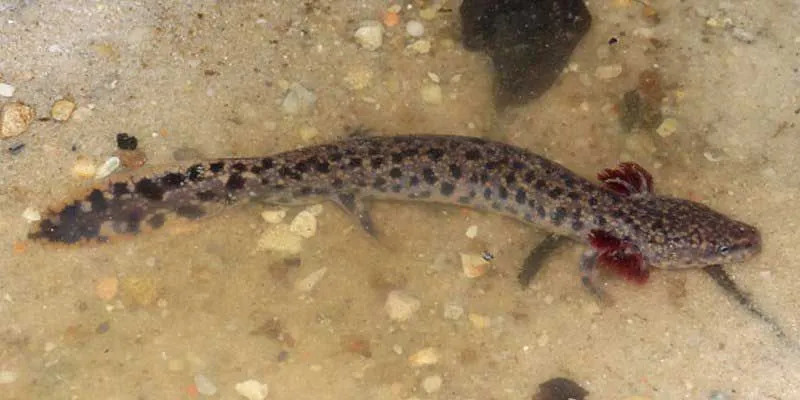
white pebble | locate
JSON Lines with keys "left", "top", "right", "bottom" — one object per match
{"left": 420, "top": 84, "right": 442, "bottom": 105}
{"left": 258, "top": 224, "right": 304, "bottom": 254}
{"left": 261, "top": 208, "right": 287, "bottom": 224}
{"left": 290, "top": 210, "right": 317, "bottom": 238}
{"left": 21, "top": 207, "right": 41, "bottom": 222}
{"left": 354, "top": 20, "right": 384, "bottom": 51}
{"left": 422, "top": 375, "right": 443, "bottom": 393}
{"left": 385, "top": 290, "right": 421, "bottom": 321}
{"left": 460, "top": 253, "right": 489, "bottom": 278}
{"left": 281, "top": 83, "right": 316, "bottom": 115}
{"left": 408, "top": 347, "right": 439, "bottom": 367}
{"left": 406, "top": 20, "right": 425, "bottom": 37}
{"left": 294, "top": 267, "right": 327, "bottom": 292}
{"left": 0, "top": 83, "right": 15, "bottom": 97}
{"left": 44, "top": 342, "right": 57, "bottom": 352}
{"left": 465, "top": 225, "right": 478, "bottom": 239}
{"left": 0, "top": 370, "right": 18, "bottom": 384}
{"left": 732, "top": 27, "right": 755, "bottom": 43}
{"left": 656, "top": 118, "right": 678, "bottom": 138}
{"left": 194, "top": 374, "right": 218, "bottom": 396}
{"left": 443, "top": 303, "right": 464, "bottom": 320}
{"left": 234, "top": 379, "right": 269, "bottom": 400}
{"left": 94, "top": 156, "right": 120, "bottom": 179}
{"left": 594, "top": 64, "right": 623, "bottom": 80}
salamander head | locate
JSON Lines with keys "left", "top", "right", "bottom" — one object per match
{"left": 632, "top": 197, "right": 761, "bottom": 269}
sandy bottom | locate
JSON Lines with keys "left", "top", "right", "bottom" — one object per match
{"left": 1, "top": 1, "right": 798, "bottom": 399}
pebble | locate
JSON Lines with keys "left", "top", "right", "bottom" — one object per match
{"left": 732, "top": 27, "right": 755, "bottom": 43}
{"left": 406, "top": 20, "right": 425, "bottom": 37}
{"left": 344, "top": 67, "right": 373, "bottom": 90}
{"left": 235, "top": 379, "right": 269, "bottom": 400}
{"left": 460, "top": 253, "right": 489, "bottom": 278}
{"left": 258, "top": 224, "right": 304, "bottom": 254}
{"left": 594, "top": 64, "right": 623, "bottom": 80}
{"left": 385, "top": 290, "right": 421, "bottom": 321}
{"left": 468, "top": 313, "right": 491, "bottom": 329}
{"left": 261, "top": 208, "right": 287, "bottom": 224}
{"left": 443, "top": 303, "right": 464, "bottom": 320}
{"left": 44, "top": 342, "right": 57, "bottom": 352}
{"left": 21, "top": 207, "right": 41, "bottom": 222}
{"left": 0, "top": 101, "right": 35, "bottom": 138}
{"left": 708, "top": 391, "right": 729, "bottom": 400}
{"left": 407, "top": 39, "right": 431, "bottom": 54}
{"left": 408, "top": 347, "right": 439, "bottom": 367}
{"left": 419, "top": 7, "right": 438, "bottom": 20}
{"left": 51, "top": 99, "right": 76, "bottom": 121}
{"left": 94, "top": 156, "right": 120, "bottom": 179}
{"left": 72, "top": 156, "right": 97, "bottom": 179}
{"left": 465, "top": 225, "right": 478, "bottom": 239}
{"left": 194, "top": 374, "right": 218, "bottom": 396}
{"left": 0, "top": 83, "right": 15, "bottom": 97}
{"left": 117, "top": 149, "right": 147, "bottom": 169}
{"left": 420, "top": 84, "right": 443, "bottom": 105}
{"left": 354, "top": 20, "right": 384, "bottom": 51}
{"left": 294, "top": 267, "right": 327, "bottom": 292}
{"left": 281, "top": 83, "right": 316, "bottom": 115}
{"left": 0, "top": 370, "right": 18, "bottom": 384}
{"left": 289, "top": 210, "right": 318, "bottom": 238}
{"left": 656, "top": 118, "right": 678, "bottom": 138}
{"left": 95, "top": 277, "right": 119, "bottom": 300}
{"left": 421, "top": 375, "right": 443, "bottom": 393}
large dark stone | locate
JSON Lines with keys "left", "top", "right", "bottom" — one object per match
{"left": 460, "top": 0, "right": 592, "bottom": 108}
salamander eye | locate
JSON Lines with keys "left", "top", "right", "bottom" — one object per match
{"left": 717, "top": 245, "right": 731, "bottom": 255}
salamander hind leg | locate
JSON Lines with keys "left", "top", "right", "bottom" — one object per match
{"left": 331, "top": 192, "right": 379, "bottom": 238}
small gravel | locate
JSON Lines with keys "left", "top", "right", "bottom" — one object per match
{"left": 235, "top": 379, "right": 269, "bottom": 400}
{"left": 194, "top": 374, "right": 218, "bottom": 396}
{"left": 0, "top": 101, "right": 34, "bottom": 138}
{"left": 385, "top": 290, "right": 421, "bottom": 321}
{"left": 354, "top": 20, "right": 384, "bottom": 50}
{"left": 406, "top": 20, "right": 424, "bottom": 37}
{"left": 0, "top": 83, "right": 16, "bottom": 97}
{"left": 51, "top": 99, "right": 76, "bottom": 121}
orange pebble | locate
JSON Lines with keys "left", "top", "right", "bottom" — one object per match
{"left": 12, "top": 240, "right": 27, "bottom": 255}
{"left": 383, "top": 11, "right": 400, "bottom": 27}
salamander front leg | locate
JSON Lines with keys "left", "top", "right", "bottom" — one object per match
{"left": 579, "top": 249, "right": 605, "bottom": 299}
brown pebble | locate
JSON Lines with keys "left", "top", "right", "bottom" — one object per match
{"left": 116, "top": 149, "right": 148, "bottom": 169}
{"left": 0, "top": 102, "right": 35, "bottom": 138}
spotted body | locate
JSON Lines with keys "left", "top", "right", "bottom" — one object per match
{"left": 30, "top": 135, "right": 761, "bottom": 284}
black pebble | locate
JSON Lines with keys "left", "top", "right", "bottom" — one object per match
{"left": 460, "top": 0, "right": 592, "bottom": 108}
{"left": 116, "top": 133, "right": 138, "bottom": 150}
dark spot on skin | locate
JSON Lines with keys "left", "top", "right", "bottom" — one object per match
{"left": 440, "top": 182, "right": 455, "bottom": 196}
{"left": 187, "top": 164, "right": 204, "bottom": 181}
{"left": 332, "top": 178, "right": 344, "bottom": 188}
{"left": 572, "top": 209, "right": 583, "bottom": 231}
{"left": 402, "top": 148, "right": 418, "bottom": 158}
{"left": 160, "top": 172, "right": 185, "bottom": 188}
{"left": 176, "top": 204, "right": 206, "bottom": 219}
{"left": 261, "top": 158, "right": 274, "bottom": 170}
{"left": 329, "top": 152, "right": 343, "bottom": 162}
{"left": 348, "top": 158, "right": 362, "bottom": 168}
{"left": 111, "top": 182, "right": 130, "bottom": 197}
{"left": 225, "top": 173, "right": 246, "bottom": 190}
{"left": 537, "top": 205, "right": 546, "bottom": 218}
{"left": 316, "top": 160, "right": 330, "bottom": 173}
{"left": 449, "top": 164, "right": 462, "bottom": 179}
{"left": 483, "top": 187, "right": 492, "bottom": 200}
{"left": 505, "top": 172, "right": 516, "bottom": 185}
{"left": 209, "top": 162, "right": 225, "bottom": 173}
{"left": 511, "top": 160, "right": 526, "bottom": 170}
{"left": 588, "top": 196, "right": 598, "bottom": 207}
{"left": 391, "top": 152, "right": 404, "bottom": 163}
{"left": 480, "top": 172, "right": 490, "bottom": 184}
{"left": 594, "top": 215, "right": 606, "bottom": 226}
{"left": 250, "top": 166, "right": 263, "bottom": 174}
{"left": 485, "top": 161, "right": 499, "bottom": 170}
{"left": 651, "top": 220, "right": 664, "bottom": 231}
{"left": 313, "top": 187, "right": 330, "bottom": 196}
{"left": 371, "top": 157, "right": 384, "bottom": 169}
{"left": 469, "top": 174, "right": 480, "bottom": 184}
{"left": 428, "top": 147, "right": 445, "bottom": 161}
{"left": 294, "top": 161, "right": 309, "bottom": 173}
{"left": 147, "top": 213, "right": 166, "bottom": 228}
{"left": 87, "top": 189, "right": 108, "bottom": 212}
{"left": 279, "top": 166, "right": 303, "bottom": 180}
{"left": 232, "top": 162, "right": 247, "bottom": 172}
{"left": 552, "top": 207, "right": 566, "bottom": 225}
{"left": 135, "top": 178, "right": 165, "bottom": 201}
{"left": 196, "top": 190, "right": 216, "bottom": 201}
{"left": 491, "top": 201, "right": 502, "bottom": 210}
{"left": 567, "top": 191, "right": 580, "bottom": 201}
{"left": 515, "top": 189, "right": 526, "bottom": 204}
{"left": 612, "top": 209, "right": 624, "bottom": 219}
{"left": 373, "top": 177, "right": 387, "bottom": 189}
{"left": 465, "top": 148, "right": 481, "bottom": 161}
{"left": 498, "top": 186, "right": 508, "bottom": 199}
{"left": 389, "top": 167, "right": 402, "bottom": 178}
{"left": 535, "top": 179, "right": 547, "bottom": 191}
{"left": 298, "top": 186, "right": 313, "bottom": 196}
{"left": 409, "top": 175, "right": 420, "bottom": 186}
{"left": 422, "top": 168, "right": 437, "bottom": 185}
{"left": 524, "top": 171, "right": 536, "bottom": 183}
{"left": 548, "top": 187, "right": 563, "bottom": 199}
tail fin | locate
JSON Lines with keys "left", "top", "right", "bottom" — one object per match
{"left": 29, "top": 160, "right": 258, "bottom": 245}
